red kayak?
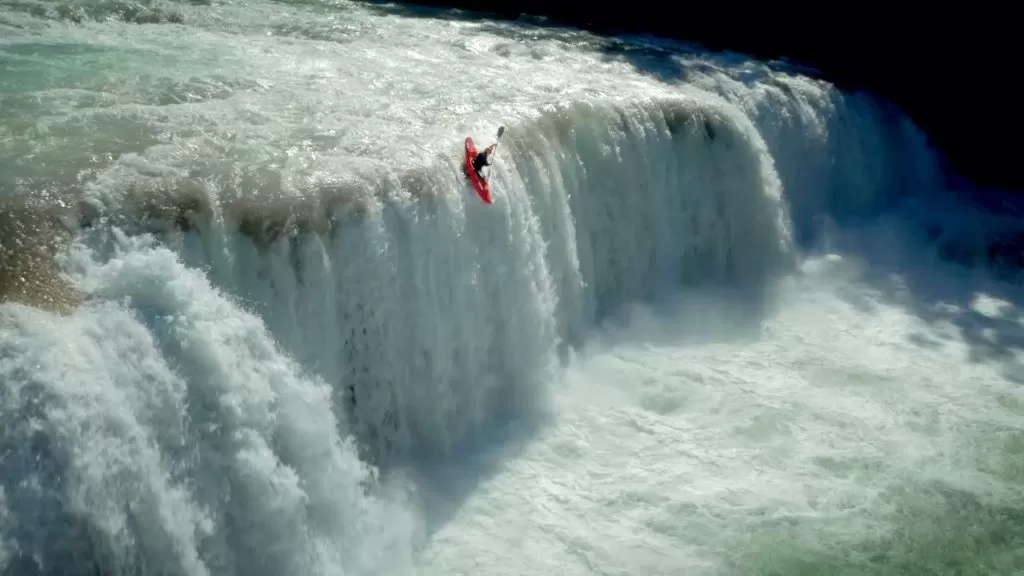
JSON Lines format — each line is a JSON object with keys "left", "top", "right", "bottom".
{"left": 464, "top": 136, "right": 492, "bottom": 204}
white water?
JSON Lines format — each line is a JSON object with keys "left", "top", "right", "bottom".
{"left": 2, "top": 1, "right": 1023, "bottom": 575}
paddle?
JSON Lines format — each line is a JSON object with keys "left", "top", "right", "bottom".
{"left": 490, "top": 125, "right": 506, "bottom": 157}
{"left": 478, "top": 125, "right": 506, "bottom": 183}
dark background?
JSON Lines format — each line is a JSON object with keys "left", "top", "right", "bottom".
{"left": 361, "top": 1, "right": 1019, "bottom": 193}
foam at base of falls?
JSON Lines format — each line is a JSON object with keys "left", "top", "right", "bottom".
{"left": 1, "top": 239, "right": 421, "bottom": 576}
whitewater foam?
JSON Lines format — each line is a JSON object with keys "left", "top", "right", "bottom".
{"left": 2, "top": 1, "right": 1023, "bottom": 575}
{"left": 3, "top": 238, "right": 422, "bottom": 575}
{"left": 417, "top": 249, "right": 1024, "bottom": 575}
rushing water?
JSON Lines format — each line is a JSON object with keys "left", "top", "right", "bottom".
{"left": 2, "top": 1, "right": 1023, "bottom": 574}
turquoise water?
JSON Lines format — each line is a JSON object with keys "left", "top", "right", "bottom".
{"left": 2, "top": 1, "right": 1023, "bottom": 574}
